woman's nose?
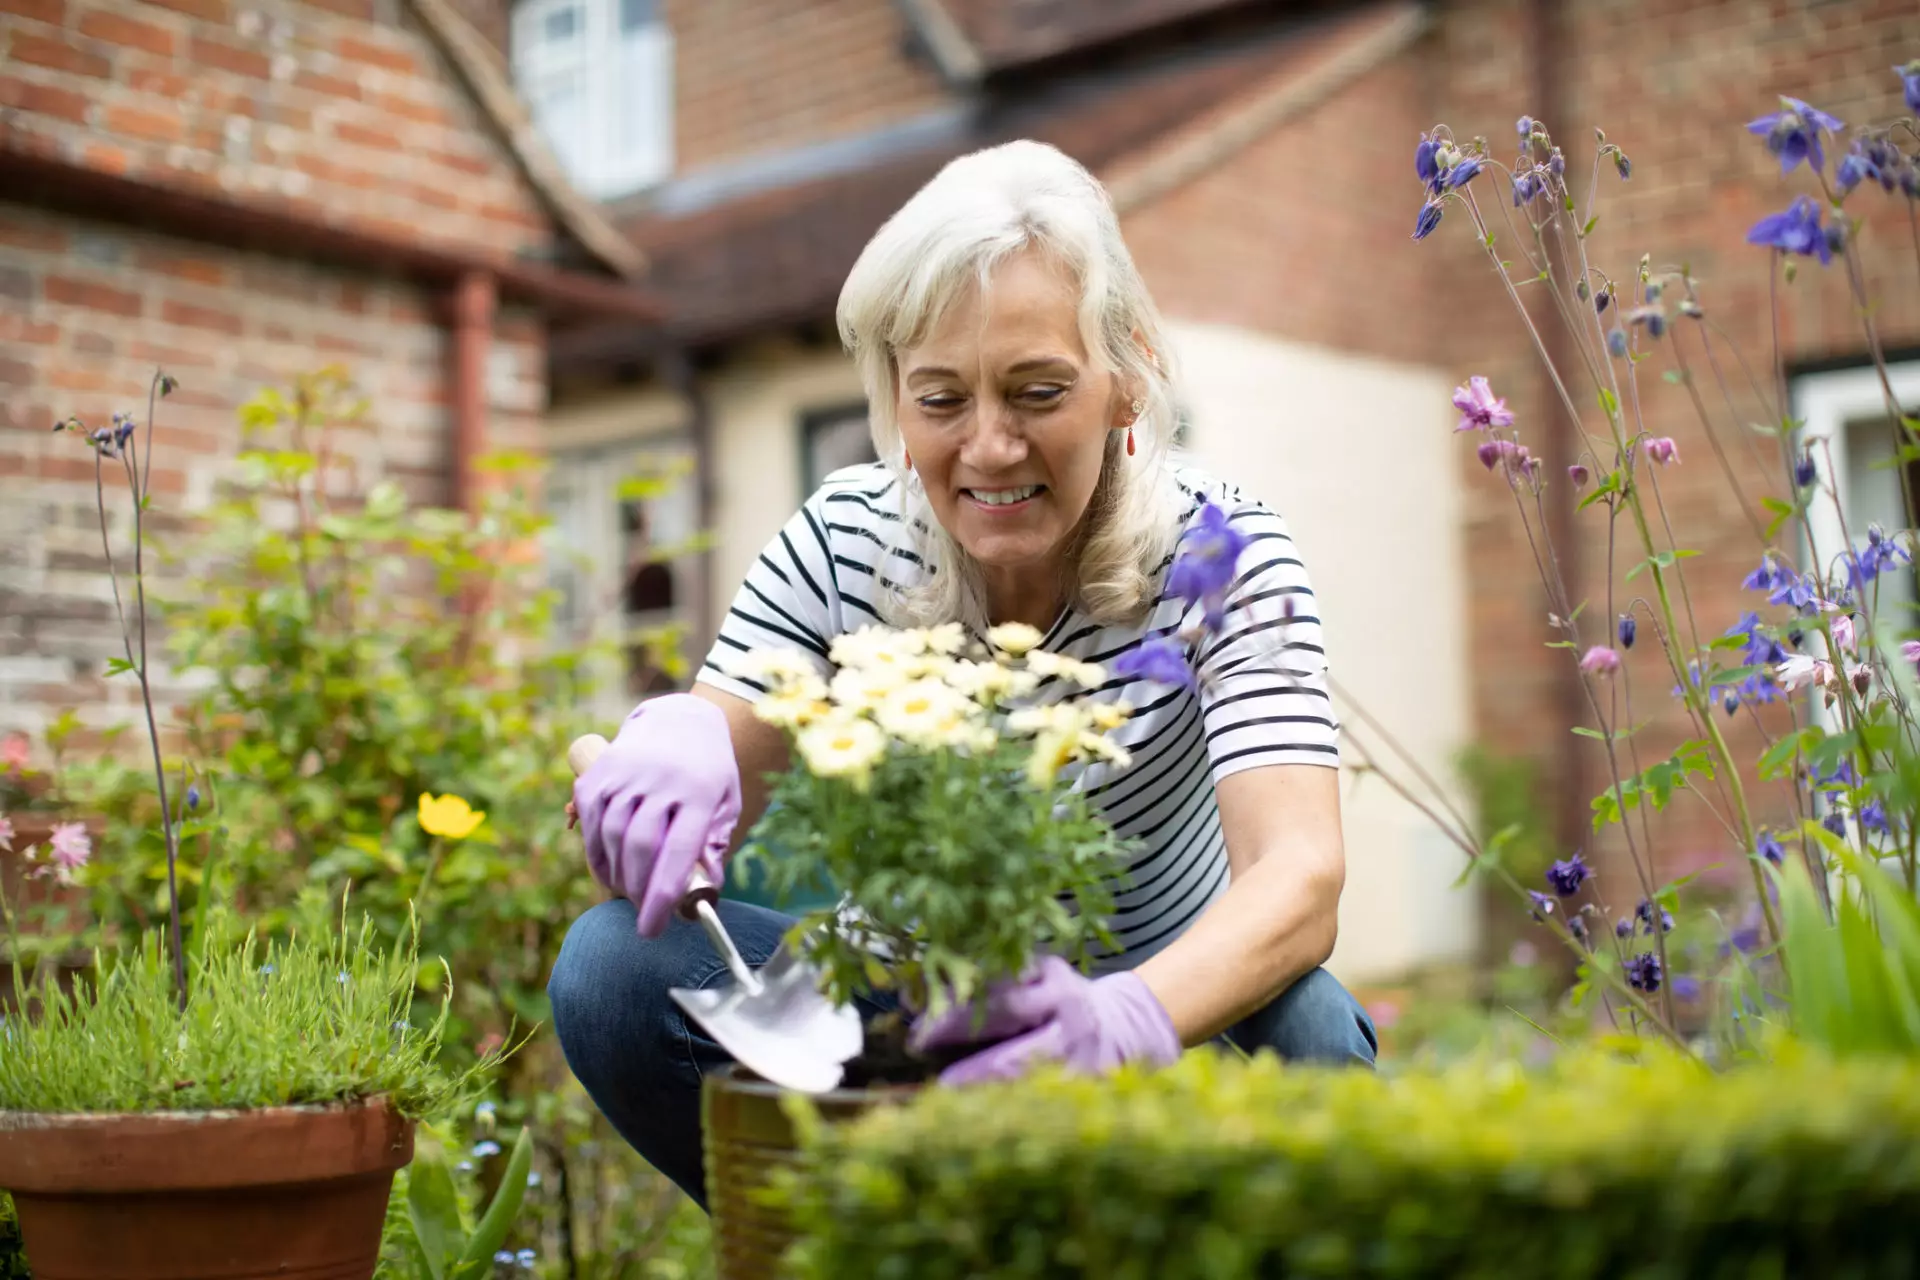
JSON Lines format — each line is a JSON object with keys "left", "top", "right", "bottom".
{"left": 963, "top": 399, "right": 1027, "bottom": 466}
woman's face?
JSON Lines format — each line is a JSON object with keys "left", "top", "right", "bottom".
{"left": 895, "top": 250, "right": 1129, "bottom": 605}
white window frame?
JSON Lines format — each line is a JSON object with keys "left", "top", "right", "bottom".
{"left": 1791, "top": 359, "right": 1920, "bottom": 736}
{"left": 511, "top": 0, "right": 674, "bottom": 199}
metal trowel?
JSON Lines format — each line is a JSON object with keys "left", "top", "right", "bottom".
{"left": 568, "top": 733, "right": 863, "bottom": 1094}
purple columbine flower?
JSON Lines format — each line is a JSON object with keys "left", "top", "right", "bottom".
{"left": 1415, "top": 135, "right": 1441, "bottom": 189}
{"left": 1615, "top": 917, "right": 1634, "bottom": 940}
{"left": 1477, "top": 438, "right": 1519, "bottom": 471}
{"left": 1546, "top": 852, "right": 1591, "bottom": 898}
{"left": 1793, "top": 453, "right": 1817, "bottom": 487}
{"left": 1754, "top": 829, "right": 1784, "bottom": 865}
{"left": 1726, "top": 612, "right": 1787, "bottom": 667}
{"left": 1549, "top": 148, "right": 1565, "bottom": 176}
{"left": 1635, "top": 898, "right": 1674, "bottom": 935}
{"left": 1445, "top": 155, "right": 1485, "bottom": 189}
{"left": 185, "top": 784, "right": 200, "bottom": 812}
{"left": 1746, "top": 97, "right": 1844, "bottom": 175}
{"left": 1644, "top": 437, "right": 1679, "bottom": 465}
{"left": 1823, "top": 809, "right": 1848, "bottom": 837}
{"left": 1569, "top": 462, "right": 1591, "bottom": 488}
{"left": 1452, "top": 376, "right": 1515, "bottom": 432}
{"left": 1627, "top": 306, "right": 1668, "bottom": 340}
{"left": 1613, "top": 151, "right": 1632, "bottom": 180}
{"left": 1516, "top": 115, "right": 1535, "bottom": 139}
{"left": 1897, "top": 61, "right": 1920, "bottom": 114}
{"left": 1860, "top": 799, "right": 1890, "bottom": 835}
{"left": 1746, "top": 195, "right": 1834, "bottom": 264}
{"left": 1412, "top": 202, "right": 1443, "bottom": 240}
{"left": 1607, "top": 328, "right": 1629, "bottom": 358}
{"left": 1113, "top": 637, "right": 1196, "bottom": 689}
{"left": 1618, "top": 614, "right": 1636, "bottom": 649}
{"left": 1167, "top": 503, "right": 1247, "bottom": 630}
{"left": 1626, "top": 951, "right": 1663, "bottom": 993}
{"left": 1836, "top": 145, "right": 1879, "bottom": 196}
{"left": 1527, "top": 890, "right": 1556, "bottom": 921}
{"left": 1672, "top": 974, "right": 1702, "bottom": 1002}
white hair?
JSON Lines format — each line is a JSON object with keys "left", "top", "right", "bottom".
{"left": 835, "top": 139, "right": 1182, "bottom": 632}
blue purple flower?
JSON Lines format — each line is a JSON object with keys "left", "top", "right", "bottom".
{"left": 1415, "top": 135, "right": 1441, "bottom": 190}
{"left": 1545, "top": 852, "right": 1591, "bottom": 898}
{"left": 1860, "top": 799, "right": 1890, "bottom": 835}
{"left": 1635, "top": 898, "right": 1674, "bottom": 935}
{"left": 1672, "top": 974, "right": 1702, "bottom": 1002}
{"left": 1746, "top": 97, "right": 1844, "bottom": 175}
{"left": 1446, "top": 156, "right": 1485, "bottom": 189}
{"left": 1726, "top": 612, "right": 1787, "bottom": 666}
{"left": 1113, "top": 637, "right": 1195, "bottom": 689}
{"left": 1412, "top": 202, "right": 1443, "bottom": 240}
{"left": 1626, "top": 951, "right": 1663, "bottom": 993}
{"left": 1615, "top": 917, "right": 1634, "bottom": 940}
{"left": 1897, "top": 61, "right": 1920, "bottom": 114}
{"left": 1746, "top": 195, "right": 1836, "bottom": 264}
{"left": 1754, "top": 829, "right": 1784, "bottom": 865}
{"left": 1618, "top": 614, "right": 1636, "bottom": 649}
{"left": 1794, "top": 453, "right": 1817, "bottom": 487}
{"left": 1823, "top": 809, "right": 1848, "bottom": 837}
{"left": 1607, "top": 328, "right": 1629, "bottom": 358}
{"left": 1528, "top": 890, "right": 1557, "bottom": 921}
{"left": 1167, "top": 503, "right": 1248, "bottom": 630}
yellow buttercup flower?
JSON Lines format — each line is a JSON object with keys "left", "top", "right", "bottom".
{"left": 418, "top": 792, "right": 485, "bottom": 840}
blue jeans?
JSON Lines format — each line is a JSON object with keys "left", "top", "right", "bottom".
{"left": 548, "top": 897, "right": 1377, "bottom": 1209}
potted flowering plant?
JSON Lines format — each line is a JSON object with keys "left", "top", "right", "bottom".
{"left": 694, "top": 620, "right": 1136, "bottom": 1274}
{"left": 0, "top": 372, "right": 505, "bottom": 1280}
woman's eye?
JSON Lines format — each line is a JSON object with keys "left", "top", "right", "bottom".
{"left": 1021, "top": 385, "right": 1066, "bottom": 404}
{"left": 917, "top": 394, "right": 964, "bottom": 411}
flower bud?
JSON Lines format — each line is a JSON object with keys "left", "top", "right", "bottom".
{"left": 1607, "top": 328, "right": 1629, "bottom": 358}
{"left": 1645, "top": 437, "right": 1679, "bottom": 466}
{"left": 1568, "top": 462, "right": 1591, "bottom": 488}
{"left": 1618, "top": 614, "right": 1636, "bottom": 649}
{"left": 1794, "top": 454, "right": 1817, "bottom": 487}
{"left": 186, "top": 784, "right": 200, "bottom": 812}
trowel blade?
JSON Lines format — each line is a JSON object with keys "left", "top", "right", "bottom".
{"left": 670, "top": 945, "right": 864, "bottom": 1095}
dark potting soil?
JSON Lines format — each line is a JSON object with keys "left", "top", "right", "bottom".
{"left": 838, "top": 1011, "right": 982, "bottom": 1088}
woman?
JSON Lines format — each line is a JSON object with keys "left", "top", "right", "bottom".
{"left": 550, "top": 140, "right": 1376, "bottom": 1208}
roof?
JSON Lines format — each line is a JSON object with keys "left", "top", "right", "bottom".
{"left": 556, "top": 3, "right": 1415, "bottom": 362}
{"left": 920, "top": 0, "right": 1258, "bottom": 80}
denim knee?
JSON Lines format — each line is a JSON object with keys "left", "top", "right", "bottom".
{"left": 1225, "top": 967, "right": 1378, "bottom": 1067}
{"left": 549, "top": 899, "right": 698, "bottom": 1096}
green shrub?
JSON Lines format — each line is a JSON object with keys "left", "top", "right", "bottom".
{"left": 0, "top": 1192, "right": 25, "bottom": 1280}
{"left": 779, "top": 1046, "right": 1920, "bottom": 1279}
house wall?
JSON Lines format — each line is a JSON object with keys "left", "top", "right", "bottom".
{"left": 0, "top": 0, "right": 555, "bottom": 742}
{"left": 1164, "top": 319, "right": 1477, "bottom": 984}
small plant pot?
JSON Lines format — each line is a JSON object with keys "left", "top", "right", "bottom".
{"left": 703, "top": 1065, "right": 912, "bottom": 1280}
{"left": 0, "top": 1096, "right": 414, "bottom": 1280}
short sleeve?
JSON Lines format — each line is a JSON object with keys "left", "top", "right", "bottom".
{"left": 1194, "top": 503, "right": 1341, "bottom": 782}
{"left": 695, "top": 495, "right": 841, "bottom": 702}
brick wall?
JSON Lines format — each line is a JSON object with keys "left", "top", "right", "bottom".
{"left": 664, "top": 0, "right": 952, "bottom": 175}
{"left": 1421, "top": 0, "right": 1920, "bottom": 891}
{"left": 0, "top": 0, "right": 547, "bottom": 252}
{"left": 0, "top": 0, "right": 555, "bottom": 743}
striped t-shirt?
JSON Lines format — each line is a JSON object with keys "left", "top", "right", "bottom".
{"left": 696, "top": 461, "right": 1340, "bottom": 968}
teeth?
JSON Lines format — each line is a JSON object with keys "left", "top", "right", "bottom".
{"left": 970, "top": 485, "right": 1039, "bottom": 506}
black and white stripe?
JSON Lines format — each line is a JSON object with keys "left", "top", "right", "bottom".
{"left": 696, "top": 463, "right": 1341, "bottom": 969}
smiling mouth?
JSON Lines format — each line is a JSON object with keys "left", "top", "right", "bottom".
{"left": 962, "top": 484, "right": 1046, "bottom": 507}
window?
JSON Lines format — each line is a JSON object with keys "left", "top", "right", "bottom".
{"left": 511, "top": 0, "right": 673, "bottom": 198}
{"left": 546, "top": 438, "right": 700, "bottom": 719}
{"left": 1795, "top": 360, "right": 1920, "bottom": 632}
{"left": 800, "top": 404, "right": 877, "bottom": 498}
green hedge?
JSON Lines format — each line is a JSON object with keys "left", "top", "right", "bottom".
{"left": 778, "top": 1046, "right": 1920, "bottom": 1279}
{"left": 0, "top": 1192, "right": 27, "bottom": 1280}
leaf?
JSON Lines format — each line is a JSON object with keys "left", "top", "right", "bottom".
{"left": 1581, "top": 214, "right": 1599, "bottom": 237}
{"left": 407, "top": 1148, "right": 463, "bottom": 1280}
{"left": 1758, "top": 727, "right": 1820, "bottom": 780}
{"left": 103, "top": 657, "right": 135, "bottom": 678}
{"left": 1577, "top": 470, "right": 1624, "bottom": 511}
{"left": 453, "top": 1126, "right": 535, "bottom": 1277}
{"left": 1624, "top": 549, "right": 1701, "bottom": 581}
{"left": 1571, "top": 726, "right": 1610, "bottom": 739}
{"left": 1760, "top": 495, "right": 1797, "bottom": 539}
{"left": 1598, "top": 387, "right": 1619, "bottom": 417}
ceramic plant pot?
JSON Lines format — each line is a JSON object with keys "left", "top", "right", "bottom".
{"left": 0, "top": 1096, "right": 415, "bottom": 1280}
{"left": 703, "top": 1065, "right": 910, "bottom": 1280}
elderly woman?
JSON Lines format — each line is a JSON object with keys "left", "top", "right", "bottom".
{"left": 549, "top": 140, "right": 1376, "bottom": 1208}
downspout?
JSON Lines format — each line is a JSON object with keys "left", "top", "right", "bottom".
{"left": 1527, "top": 0, "right": 1588, "bottom": 859}
{"left": 452, "top": 269, "right": 497, "bottom": 516}
{"left": 660, "top": 347, "right": 719, "bottom": 664}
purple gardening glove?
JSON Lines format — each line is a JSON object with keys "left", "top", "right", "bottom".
{"left": 573, "top": 694, "right": 741, "bottom": 939}
{"left": 909, "top": 955, "right": 1182, "bottom": 1086}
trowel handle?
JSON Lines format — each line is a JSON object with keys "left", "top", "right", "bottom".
{"left": 566, "top": 733, "right": 720, "bottom": 922}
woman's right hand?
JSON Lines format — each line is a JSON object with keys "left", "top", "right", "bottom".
{"left": 572, "top": 693, "right": 743, "bottom": 938}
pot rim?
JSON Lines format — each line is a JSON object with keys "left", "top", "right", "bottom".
{"left": 0, "top": 1092, "right": 400, "bottom": 1129}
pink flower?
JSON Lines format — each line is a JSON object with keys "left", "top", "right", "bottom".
{"left": 1645, "top": 437, "right": 1680, "bottom": 465}
{"left": 1776, "top": 654, "right": 1834, "bottom": 692}
{"left": 0, "top": 734, "right": 27, "bottom": 772}
{"left": 1452, "top": 376, "right": 1515, "bottom": 432}
{"left": 1831, "top": 612, "right": 1857, "bottom": 653}
{"left": 1902, "top": 639, "right": 1920, "bottom": 669}
{"left": 36, "top": 822, "right": 91, "bottom": 886}
{"left": 0, "top": 814, "right": 12, "bottom": 853}
{"left": 1476, "top": 438, "right": 1518, "bottom": 471}
{"left": 1579, "top": 646, "right": 1622, "bottom": 675}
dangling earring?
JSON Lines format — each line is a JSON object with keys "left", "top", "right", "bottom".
{"left": 1126, "top": 399, "right": 1144, "bottom": 457}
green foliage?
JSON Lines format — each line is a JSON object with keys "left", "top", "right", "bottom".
{"left": 778, "top": 1046, "right": 1920, "bottom": 1279}
{"left": 1778, "top": 831, "right": 1920, "bottom": 1055}
{"left": 403, "top": 1125, "right": 536, "bottom": 1280}
{"left": 58, "top": 368, "right": 617, "bottom": 1067}
{"left": 747, "top": 731, "right": 1125, "bottom": 1017}
{"left": 0, "top": 1192, "right": 25, "bottom": 1280}
{"left": 1589, "top": 739, "right": 1714, "bottom": 830}
{"left": 0, "top": 901, "right": 492, "bottom": 1116}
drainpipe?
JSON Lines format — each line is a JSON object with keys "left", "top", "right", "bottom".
{"left": 451, "top": 269, "right": 497, "bottom": 516}
{"left": 1527, "top": 0, "right": 1587, "bottom": 860}
{"left": 660, "top": 346, "right": 719, "bottom": 661}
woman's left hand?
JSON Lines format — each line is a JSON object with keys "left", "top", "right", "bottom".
{"left": 909, "top": 956, "right": 1182, "bottom": 1085}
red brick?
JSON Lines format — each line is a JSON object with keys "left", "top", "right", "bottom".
{"left": 0, "top": 358, "right": 34, "bottom": 386}
{"left": 294, "top": 68, "right": 361, "bottom": 101}
{"left": 71, "top": 332, "right": 114, "bottom": 357}
{"left": 159, "top": 300, "right": 243, "bottom": 336}
{"left": 368, "top": 91, "right": 452, "bottom": 128}
{"left": 0, "top": 74, "right": 93, "bottom": 124}
{"left": 0, "top": 315, "right": 62, "bottom": 344}
{"left": 292, "top": 152, "right": 380, "bottom": 190}
{"left": 43, "top": 276, "right": 142, "bottom": 317}
{"left": 127, "top": 338, "right": 218, "bottom": 369}
{"left": 79, "top": 10, "right": 175, "bottom": 57}
{"left": 331, "top": 120, "right": 402, "bottom": 151}
{"left": 8, "top": 29, "right": 110, "bottom": 77}
{"left": 334, "top": 32, "right": 417, "bottom": 74}
{"left": 133, "top": 250, "right": 226, "bottom": 286}
{"left": 102, "top": 102, "right": 184, "bottom": 144}
{"left": 0, "top": 0, "right": 63, "bottom": 23}
{"left": 135, "top": 0, "right": 226, "bottom": 21}
{"left": 301, "top": 0, "right": 373, "bottom": 18}
{"left": 430, "top": 149, "right": 493, "bottom": 177}
{"left": 189, "top": 33, "right": 269, "bottom": 78}
{"left": 81, "top": 142, "right": 130, "bottom": 174}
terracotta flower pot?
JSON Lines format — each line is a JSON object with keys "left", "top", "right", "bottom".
{"left": 0, "top": 1096, "right": 415, "bottom": 1280}
{"left": 703, "top": 1066, "right": 910, "bottom": 1280}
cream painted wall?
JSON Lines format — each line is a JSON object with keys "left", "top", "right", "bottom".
{"left": 1164, "top": 319, "right": 1479, "bottom": 985}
